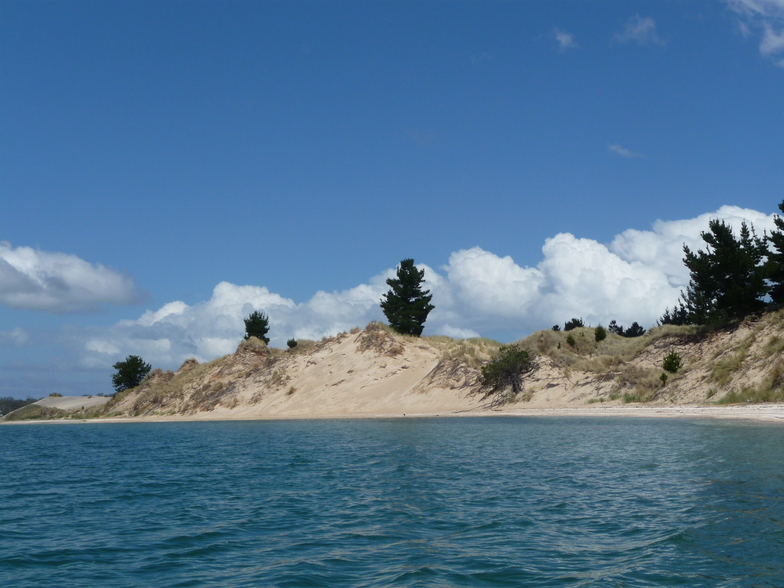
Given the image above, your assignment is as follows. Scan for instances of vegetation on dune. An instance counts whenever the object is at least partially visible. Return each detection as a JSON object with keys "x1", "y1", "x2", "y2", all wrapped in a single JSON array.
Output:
[
  {"x1": 663, "y1": 350, "x2": 683, "y2": 374},
  {"x1": 608, "y1": 320, "x2": 646, "y2": 338},
  {"x1": 767, "y1": 200, "x2": 784, "y2": 305},
  {"x1": 507, "y1": 324, "x2": 709, "y2": 403},
  {"x1": 426, "y1": 335, "x2": 500, "y2": 369},
  {"x1": 244, "y1": 311, "x2": 271, "y2": 344},
  {"x1": 661, "y1": 200, "x2": 784, "y2": 327},
  {"x1": 1, "y1": 404, "x2": 67, "y2": 421},
  {"x1": 106, "y1": 356, "x2": 223, "y2": 417},
  {"x1": 681, "y1": 220, "x2": 768, "y2": 324},
  {"x1": 479, "y1": 345, "x2": 534, "y2": 402},
  {"x1": 0, "y1": 396, "x2": 39, "y2": 416},
  {"x1": 717, "y1": 387, "x2": 784, "y2": 404},
  {"x1": 380, "y1": 258, "x2": 434, "y2": 337},
  {"x1": 112, "y1": 355, "x2": 152, "y2": 393}
]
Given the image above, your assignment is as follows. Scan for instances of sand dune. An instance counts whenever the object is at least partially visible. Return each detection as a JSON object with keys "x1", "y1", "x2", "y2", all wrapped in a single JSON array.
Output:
[
  {"x1": 35, "y1": 396, "x2": 111, "y2": 411},
  {"x1": 7, "y1": 316, "x2": 784, "y2": 424},
  {"x1": 100, "y1": 318, "x2": 784, "y2": 423}
]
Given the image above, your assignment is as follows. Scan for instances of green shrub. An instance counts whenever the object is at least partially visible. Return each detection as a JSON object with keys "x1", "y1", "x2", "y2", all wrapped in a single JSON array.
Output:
[
  {"x1": 566, "y1": 335, "x2": 576, "y2": 347},
  {"x1": 659, "y1": 372, "x2": 668, "y2": 386},
  {"x1": 663, "y1": 350, "x2": 682, "y2": 373},
  {"x1": 49, "y1": 392, "x2": 63, "y2": 398},
  {"x1": 480, "y1": 345, "x2": 533, "y2": 396},
  {"x1": 595, "y1": 326, "x2": 607, "y2": 342},
  {"x1": 564, "y1": 318, "x2": 584, "y2": 331},
  {"x1": 286, "y1": 338, "x2": 298, "y2": 349}
]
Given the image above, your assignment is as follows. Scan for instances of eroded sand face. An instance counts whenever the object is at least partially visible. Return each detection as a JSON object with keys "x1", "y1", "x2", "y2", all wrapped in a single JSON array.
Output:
[{"x1": 35, "y1": 396, "x2": 111, "y2": 411}]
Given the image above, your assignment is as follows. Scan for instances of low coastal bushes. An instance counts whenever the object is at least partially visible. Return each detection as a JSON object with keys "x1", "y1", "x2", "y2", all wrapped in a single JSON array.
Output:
[
  {"x1": 480, "y1": 345, "x2": 534, "y2": 400},
  {"x1": 518, "y1": 325, "x2": 699, "y2": 374}
]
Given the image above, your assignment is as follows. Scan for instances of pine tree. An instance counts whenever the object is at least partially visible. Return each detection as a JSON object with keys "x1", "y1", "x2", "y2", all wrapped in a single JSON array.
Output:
[
  {"x1": 658, "y1": 304, "x2": 692, "y2": 326},
  {"x1": 624, "y1": 322, "x2": 646, "y2": 337},
  {"x1": 380, "y1": 259, "x2": 434, "y2": 336},
  {"x1": 112, "y1": 355, "x2": 152, "y2": 393},
  {"x1": 681, "y1": 220, "x2": 768, "y2": 323},
  {"x1": 767, "y1": 200, "x2": 784, "y2": 304},
  {"x1": 244, "y1": 311, "x2": 270, "y2": 344}
]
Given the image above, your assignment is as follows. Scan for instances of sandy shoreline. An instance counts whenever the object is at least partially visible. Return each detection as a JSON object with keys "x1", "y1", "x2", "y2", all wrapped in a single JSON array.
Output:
[{"x1": 4, "y1": 403, "x2": 784, "y2": 425}]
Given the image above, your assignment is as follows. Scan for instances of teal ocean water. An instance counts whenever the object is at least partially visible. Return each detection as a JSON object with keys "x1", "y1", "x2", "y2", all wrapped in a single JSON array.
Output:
[{"x1": 1, "y1": 417, "x2": 783, "y2": 587}]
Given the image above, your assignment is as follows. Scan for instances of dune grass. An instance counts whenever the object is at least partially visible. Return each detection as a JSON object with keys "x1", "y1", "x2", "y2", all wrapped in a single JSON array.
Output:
[
  {"x1": 106, "y1": 356, "x2": 226, "y2": 416},
  {"x1": 517, "y1": 325, "x2": 699, "y2": 371},
  {"x1": 1, "y1": 404, "x2": 67, "y2": 421},
  {"x1": 717, "y1": 387, "x2": 784, "y2": 404},
  {"x1": 425, "y1": 336, "x2": 501, "y2": 369}
]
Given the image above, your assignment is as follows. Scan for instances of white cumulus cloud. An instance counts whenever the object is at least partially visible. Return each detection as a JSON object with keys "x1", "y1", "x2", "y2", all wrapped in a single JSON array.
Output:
[
  {"x1": 610, "y1": 205, "x2": 776, "y2": 286},
  {"x1": 81, "y1": 279, "x2": 389, "y2": 368},
  {"x1": 78, "y1": 206, "x2": 780, "y2": 370},
  {"x1": 0, "y1": 242, "x2": 138, "y2": 313}
]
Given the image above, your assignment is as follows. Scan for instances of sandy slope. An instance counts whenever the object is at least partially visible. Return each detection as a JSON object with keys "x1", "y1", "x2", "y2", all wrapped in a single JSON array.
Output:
[
  {"x1": 35, "y1": 396, "x2": 111, "y2": 410},
  {"x1": 105, "y1": 325, "x2": 485, "y2": 420}
]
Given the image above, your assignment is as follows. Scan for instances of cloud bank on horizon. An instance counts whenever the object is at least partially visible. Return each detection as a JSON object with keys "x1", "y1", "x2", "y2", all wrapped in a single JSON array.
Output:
[{"x1": 66, "y1": 205, "x2": 777, "y2": 370}]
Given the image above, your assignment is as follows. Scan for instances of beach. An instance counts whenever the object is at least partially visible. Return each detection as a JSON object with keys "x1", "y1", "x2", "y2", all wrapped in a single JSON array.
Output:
[{"x1": 5, "y1": 396, "x2": 784, "y2": 424}]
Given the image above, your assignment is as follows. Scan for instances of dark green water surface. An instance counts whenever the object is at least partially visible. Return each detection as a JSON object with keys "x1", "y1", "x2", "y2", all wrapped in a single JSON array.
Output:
[{"x1": 1, "y1": 417, "x2": 783, "y2": 587}]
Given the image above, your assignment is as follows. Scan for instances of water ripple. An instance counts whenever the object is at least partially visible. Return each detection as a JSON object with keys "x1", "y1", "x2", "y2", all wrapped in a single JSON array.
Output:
[{"x1": 1, "y1": 417, "x2": 784, "y2": 586}]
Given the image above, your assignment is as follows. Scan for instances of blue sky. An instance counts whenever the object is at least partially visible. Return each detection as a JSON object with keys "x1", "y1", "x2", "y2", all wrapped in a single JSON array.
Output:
[{"x1": 2, "y1": 0, "x2": 784, "y2": 398}]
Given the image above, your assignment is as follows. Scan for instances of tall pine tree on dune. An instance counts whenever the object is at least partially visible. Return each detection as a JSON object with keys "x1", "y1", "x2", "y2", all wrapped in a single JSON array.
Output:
[
  {"x1": 767, "y1": 200, "x2": 784, "y2": 305},
  {"x1": 681, "y1": 219, "x2": 768, "y2": 324},
  {"x1": 380, "y1": 259, "x2": 434, "y2": 337}
]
